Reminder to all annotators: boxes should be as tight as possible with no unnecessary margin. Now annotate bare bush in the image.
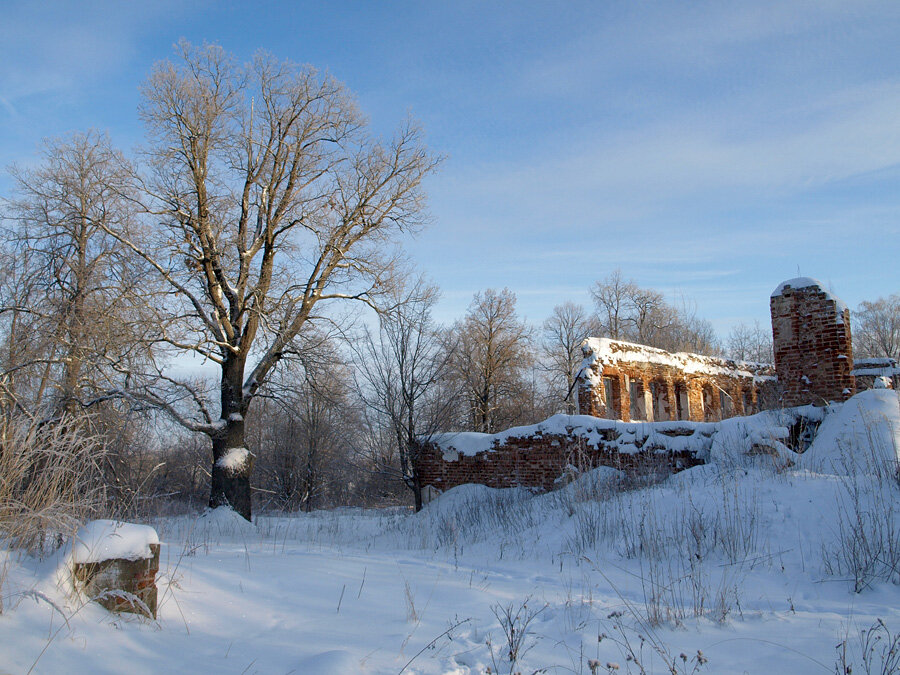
[596,609,709,674]
[488,595,546,674]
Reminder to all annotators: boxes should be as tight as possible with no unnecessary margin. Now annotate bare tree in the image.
[103,42,437,519]
[541,302,599,414]
[590,269,636,340]
[657,297,720,356]
[352,279,457,510]
[590,270,720,356]
[628,286,677,346]
[1,131,148,417]
[453,288,531,433]
[251,344,352,512]
[726,320,774,363]
[854,295,900,360]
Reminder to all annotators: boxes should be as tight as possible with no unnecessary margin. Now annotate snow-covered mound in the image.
[800,389,900,474]
[195,506,257,535]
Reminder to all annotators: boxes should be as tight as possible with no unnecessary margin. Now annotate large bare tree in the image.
[108,43,437,519]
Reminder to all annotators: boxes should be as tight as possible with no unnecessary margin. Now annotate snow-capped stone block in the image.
[71,520,161,618]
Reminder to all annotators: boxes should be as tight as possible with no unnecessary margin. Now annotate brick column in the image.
[770,278,855,407]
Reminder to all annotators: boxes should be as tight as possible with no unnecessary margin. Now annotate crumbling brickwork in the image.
[770,278,855,406]
[72,543,160,618]
[417,421,709,494]
[575,338,776,422]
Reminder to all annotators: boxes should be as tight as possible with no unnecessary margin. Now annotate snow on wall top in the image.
[770,277,849,321]
[429,413,717,457]
[579,337,774,382]
[851,357,900,378]
[72,520,159,564]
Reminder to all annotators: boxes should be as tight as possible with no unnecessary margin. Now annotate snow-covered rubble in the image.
[431,413,719,457]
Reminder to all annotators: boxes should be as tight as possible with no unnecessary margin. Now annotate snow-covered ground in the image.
[3,390,900,674]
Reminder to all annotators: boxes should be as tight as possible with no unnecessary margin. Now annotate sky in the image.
[2,0,899,337]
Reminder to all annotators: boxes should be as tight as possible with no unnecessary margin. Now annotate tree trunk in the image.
[209,356,253,520]
[413,479,423,512]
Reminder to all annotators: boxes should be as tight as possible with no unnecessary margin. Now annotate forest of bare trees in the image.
[1,44,897,525]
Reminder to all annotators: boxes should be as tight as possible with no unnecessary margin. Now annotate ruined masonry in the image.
[416,276,876,499]
[575,338,776,422]
[770,277,855,407]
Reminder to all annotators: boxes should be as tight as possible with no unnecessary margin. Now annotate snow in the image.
[431,411,757,459]
[71,520,159,564]
[851,357,900,378]
[3,390,900,674]
[580,337,774,380]
[799,389,900,474]
[215,446,251,471]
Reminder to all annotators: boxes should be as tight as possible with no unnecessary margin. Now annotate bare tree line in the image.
[2,43,898,520]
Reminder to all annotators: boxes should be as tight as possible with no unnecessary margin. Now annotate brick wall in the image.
[770,279,855,406]
[417,426,707,494]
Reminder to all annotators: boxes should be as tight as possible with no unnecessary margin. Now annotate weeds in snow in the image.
[0,413,106,557]
[834,618,900,675]
[822,408,900,593]
[487,595,546,675]
[594,609,709,675]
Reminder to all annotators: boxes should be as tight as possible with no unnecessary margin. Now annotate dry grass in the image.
[0,413,107,557]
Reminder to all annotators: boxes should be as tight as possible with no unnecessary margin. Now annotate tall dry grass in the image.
[0,413,107,556]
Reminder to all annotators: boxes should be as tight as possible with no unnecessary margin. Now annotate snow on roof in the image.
[770,277,849,322]
[580,337,773,380]
[72,520,159,564]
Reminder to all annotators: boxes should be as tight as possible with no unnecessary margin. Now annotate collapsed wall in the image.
[416,407,826,497]
[770,277,855,406]
[575,338,776,422]
[417,415,711,493]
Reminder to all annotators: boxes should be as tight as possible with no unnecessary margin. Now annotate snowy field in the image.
[3,390,900,674]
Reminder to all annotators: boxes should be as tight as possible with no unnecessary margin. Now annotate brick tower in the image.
[770,277,855,406]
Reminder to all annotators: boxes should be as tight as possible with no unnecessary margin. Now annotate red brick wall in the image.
[771,281,855,406]
[417,431,705,494]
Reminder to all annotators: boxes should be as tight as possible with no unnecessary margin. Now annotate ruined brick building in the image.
[416,277,889,498]
[574,338,777,422]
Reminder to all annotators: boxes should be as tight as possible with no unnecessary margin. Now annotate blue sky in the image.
[2,1,899,336]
